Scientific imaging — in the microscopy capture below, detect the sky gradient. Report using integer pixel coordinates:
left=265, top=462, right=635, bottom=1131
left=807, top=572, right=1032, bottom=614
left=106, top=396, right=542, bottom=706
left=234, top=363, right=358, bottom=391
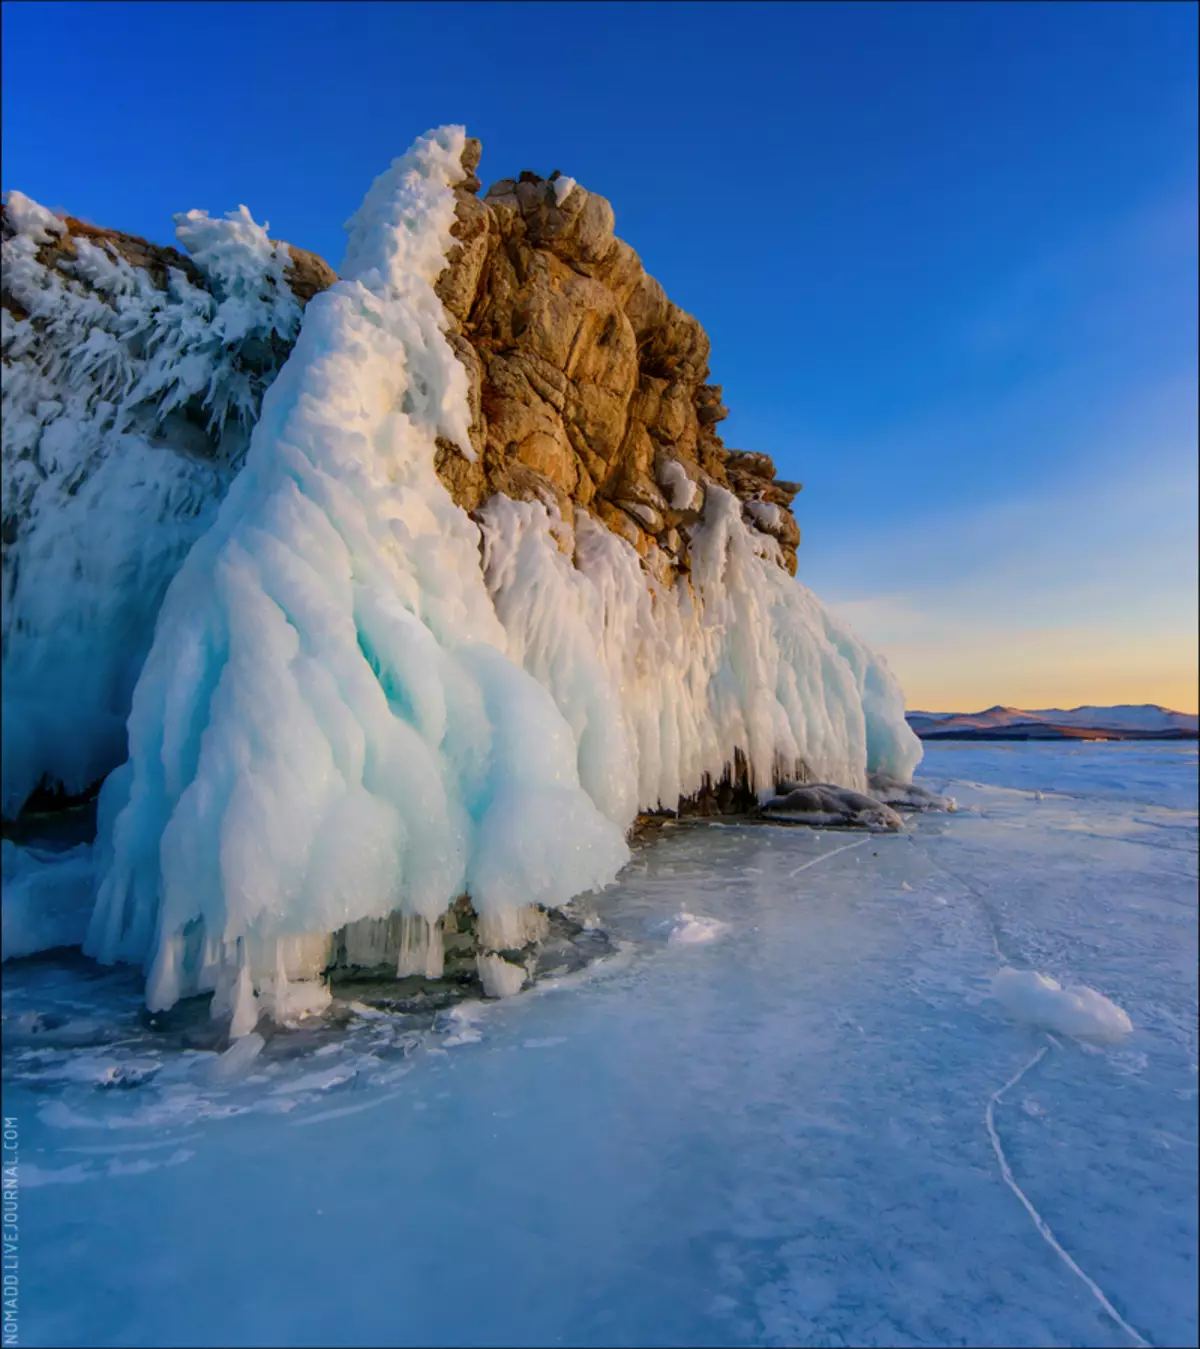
left=3, top=0, right=1196, bottom=711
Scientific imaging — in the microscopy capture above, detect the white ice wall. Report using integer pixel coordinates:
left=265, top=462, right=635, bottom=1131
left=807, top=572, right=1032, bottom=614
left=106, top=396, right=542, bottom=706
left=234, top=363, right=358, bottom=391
left=84, top=127, right=629, bottom=1021
left=479, top=489, right=920, bottom=816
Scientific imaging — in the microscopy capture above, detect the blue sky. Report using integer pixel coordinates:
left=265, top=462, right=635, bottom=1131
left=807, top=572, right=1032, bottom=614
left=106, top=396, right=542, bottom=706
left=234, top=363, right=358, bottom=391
left=3, top=0, right=1196, bottom=710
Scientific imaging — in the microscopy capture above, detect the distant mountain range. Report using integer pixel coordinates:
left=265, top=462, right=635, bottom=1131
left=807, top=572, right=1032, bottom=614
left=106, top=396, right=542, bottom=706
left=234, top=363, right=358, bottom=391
left=906, top=704, right=1199, bottom=742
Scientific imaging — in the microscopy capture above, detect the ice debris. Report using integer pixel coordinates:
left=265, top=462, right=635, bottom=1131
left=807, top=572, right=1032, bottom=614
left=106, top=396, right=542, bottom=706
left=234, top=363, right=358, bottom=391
left=657, top=911, right=729, bottom=945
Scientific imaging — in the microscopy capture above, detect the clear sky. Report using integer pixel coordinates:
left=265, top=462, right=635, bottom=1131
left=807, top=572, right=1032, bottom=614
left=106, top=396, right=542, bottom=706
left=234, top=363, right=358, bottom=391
left=3, top=0, right=1196, bottom=712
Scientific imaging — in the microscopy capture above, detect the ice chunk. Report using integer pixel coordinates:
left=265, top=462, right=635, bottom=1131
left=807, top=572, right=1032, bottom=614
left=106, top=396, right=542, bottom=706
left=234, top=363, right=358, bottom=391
left=991, top=967, right=1133, bottom=1042
left=204, top=1031, right=265, bottom=1083
left=658, top=911, right=729, bottom=945
left=477, top=953, right=527, bottom=998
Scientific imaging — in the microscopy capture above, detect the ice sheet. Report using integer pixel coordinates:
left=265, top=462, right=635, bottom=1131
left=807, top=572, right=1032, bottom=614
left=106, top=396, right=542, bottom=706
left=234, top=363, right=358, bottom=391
left=4, top=743, right=1195, bottom=1347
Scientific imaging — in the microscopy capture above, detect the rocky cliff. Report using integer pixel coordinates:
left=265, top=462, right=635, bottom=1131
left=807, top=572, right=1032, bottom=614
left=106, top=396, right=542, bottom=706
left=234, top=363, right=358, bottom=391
left=2, top=138, right=799, bottom=595
left=1, top=135, right=807, bottom=821
left=429, top=140, right=802, bottom=580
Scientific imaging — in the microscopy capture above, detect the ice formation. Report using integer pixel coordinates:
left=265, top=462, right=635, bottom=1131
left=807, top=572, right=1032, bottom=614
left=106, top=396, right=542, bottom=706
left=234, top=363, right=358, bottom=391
left=1, top=840, right=95, bottom=959
left=85, top=127, right=628, bottom=1024
left=478, top=488, right=919, bottom=824
left=991, top=966, right=1133, bottom=1042
left=1, top=191, right=303, bottom=817
left=5, top=125, right=922, bottom=1021
left=656, top=455, right=699, bottom=510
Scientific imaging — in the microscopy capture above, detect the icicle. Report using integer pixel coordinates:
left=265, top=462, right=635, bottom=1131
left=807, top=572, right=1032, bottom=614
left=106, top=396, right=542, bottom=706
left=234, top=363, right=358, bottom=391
left=229, top=961, right=260, bottom=1039
left=476, top=905, right=549, bottom=954
left=396, top=915, right=444, bottom=980
left=477, top=952, right=528, bottom=999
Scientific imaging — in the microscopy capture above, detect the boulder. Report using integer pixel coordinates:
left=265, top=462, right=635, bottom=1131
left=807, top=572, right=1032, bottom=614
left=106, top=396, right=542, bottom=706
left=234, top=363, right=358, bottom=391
left=761, top=784, right=904, bottom=832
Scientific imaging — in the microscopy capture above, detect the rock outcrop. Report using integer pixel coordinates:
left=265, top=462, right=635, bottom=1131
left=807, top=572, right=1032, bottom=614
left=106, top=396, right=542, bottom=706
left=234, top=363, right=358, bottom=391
left=428, top=143, right=801, bottom=578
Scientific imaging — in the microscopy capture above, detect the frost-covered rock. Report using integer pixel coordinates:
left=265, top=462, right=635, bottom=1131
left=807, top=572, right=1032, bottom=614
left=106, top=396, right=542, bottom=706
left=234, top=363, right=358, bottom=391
left=1, top=194, right=319, bottom=817
left=868, top=772, right=958, bottom=812
left=761, top=784, right=905, bottom=832
left=3, top=124, right=924, bottom=1020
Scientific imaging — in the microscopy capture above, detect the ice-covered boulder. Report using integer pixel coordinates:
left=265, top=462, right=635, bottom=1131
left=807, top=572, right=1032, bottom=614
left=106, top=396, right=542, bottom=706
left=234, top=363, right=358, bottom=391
left=868, top=772, right=958, bottom=813
left=761, top=785, right=905, bottom=832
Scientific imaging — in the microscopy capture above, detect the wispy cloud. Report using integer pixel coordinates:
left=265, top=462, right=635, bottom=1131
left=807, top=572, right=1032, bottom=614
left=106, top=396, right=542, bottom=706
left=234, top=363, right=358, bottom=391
left=815, top=398, right=1198, bottom=712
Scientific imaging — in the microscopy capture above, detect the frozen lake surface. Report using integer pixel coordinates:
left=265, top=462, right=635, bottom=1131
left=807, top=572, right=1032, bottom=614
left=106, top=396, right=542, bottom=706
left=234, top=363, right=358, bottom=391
left=4, top=742, right=1197, bottom=1347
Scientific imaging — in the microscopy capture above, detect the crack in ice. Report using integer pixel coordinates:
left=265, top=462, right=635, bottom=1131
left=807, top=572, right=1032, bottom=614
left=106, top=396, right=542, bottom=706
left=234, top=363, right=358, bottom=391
left=903, top=832, right=1008, bottom=964
left=985, top=1042, right=1151, bottom=1348
left=787, top=836, right=873, bottom=879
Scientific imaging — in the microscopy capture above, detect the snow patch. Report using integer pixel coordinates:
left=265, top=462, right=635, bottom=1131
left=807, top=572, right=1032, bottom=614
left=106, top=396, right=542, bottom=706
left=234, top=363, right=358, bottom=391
left=656, top=457, right=698, bottom=510
left=745, top=499, right=782, bottom=532
left=552, top=176, right=578, bottom=207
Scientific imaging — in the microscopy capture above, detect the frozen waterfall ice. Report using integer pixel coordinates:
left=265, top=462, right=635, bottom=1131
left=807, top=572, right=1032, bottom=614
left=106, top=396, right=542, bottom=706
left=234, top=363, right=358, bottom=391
left=84, top=126, right=630, bottom=1023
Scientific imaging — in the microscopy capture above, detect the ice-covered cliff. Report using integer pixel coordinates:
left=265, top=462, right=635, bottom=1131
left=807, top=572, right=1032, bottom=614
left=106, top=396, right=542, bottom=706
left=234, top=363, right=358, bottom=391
left=2, top=126, right=920, bottom=1020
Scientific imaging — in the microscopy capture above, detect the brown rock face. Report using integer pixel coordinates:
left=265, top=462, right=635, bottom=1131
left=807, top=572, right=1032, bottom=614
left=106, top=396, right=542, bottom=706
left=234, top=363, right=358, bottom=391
left=2, top=138, right=801, bottom=576
left=427, top=142, right=801, bottom=576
